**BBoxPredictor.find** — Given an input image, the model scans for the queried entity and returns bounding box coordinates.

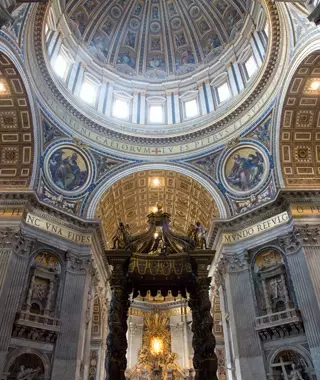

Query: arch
[267,345,315,379]
[0,44,38,190]
[275,37,320,187]
[4,348,51,379]
[86,163,228,219]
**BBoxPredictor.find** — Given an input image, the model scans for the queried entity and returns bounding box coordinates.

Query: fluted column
[220,252,266,380]
[51,252,91,380]
[0,231,32,374]
[281,230,320,378]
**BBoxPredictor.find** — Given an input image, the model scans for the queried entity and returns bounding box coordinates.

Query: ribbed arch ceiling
[63,0,252,80]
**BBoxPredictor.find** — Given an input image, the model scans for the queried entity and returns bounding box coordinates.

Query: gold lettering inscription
[26,213,92,244]
[223,212,289,243]
[291,204,320,217]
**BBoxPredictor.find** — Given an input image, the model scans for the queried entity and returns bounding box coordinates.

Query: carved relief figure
[289,364,305,380]
[16,366,41,380]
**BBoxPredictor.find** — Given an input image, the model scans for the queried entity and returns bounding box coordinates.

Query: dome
[64,0,252,82]
[31,0,273,157]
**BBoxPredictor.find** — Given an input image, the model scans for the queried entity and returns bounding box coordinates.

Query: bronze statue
[188,222,207,249]
[112,222,130,249]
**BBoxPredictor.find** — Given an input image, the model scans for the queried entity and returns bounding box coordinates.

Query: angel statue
[112,221,130,249]
[194,222,207,249]
[289,364,305,380]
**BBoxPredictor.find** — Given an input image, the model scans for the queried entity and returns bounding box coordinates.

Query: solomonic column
[188,251,218,380]
[105,252,131,380]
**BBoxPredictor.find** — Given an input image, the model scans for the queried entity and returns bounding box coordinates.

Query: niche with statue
[7,353,46,380]
[252,249,294,316]
[270,349,316,380]
[25,252,61,316]
[12,252,62,343]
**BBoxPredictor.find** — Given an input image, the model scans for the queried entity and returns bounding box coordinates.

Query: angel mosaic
[225,148,265,192]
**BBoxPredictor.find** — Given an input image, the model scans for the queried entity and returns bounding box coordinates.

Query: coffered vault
[96,170,219,245]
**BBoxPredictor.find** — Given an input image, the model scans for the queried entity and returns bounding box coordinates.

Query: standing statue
[112,222,130,249]
[16,365,41,380]
[194,222,207,249]
[289,364,305,380]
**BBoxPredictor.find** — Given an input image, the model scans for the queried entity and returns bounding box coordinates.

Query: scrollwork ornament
[280,229,302,255]
[65,251,91,274]
[0,228,33,257]
[296,224,320,245]
[221,251,249,273]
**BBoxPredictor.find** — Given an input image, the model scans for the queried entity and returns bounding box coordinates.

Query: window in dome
[149,105,164,123]
[80,81,98,106]
[45,24,49,37]
[112,98,130,120]
[53,54,69,81]
[217,82,231,103]
[245,55,258,79]
[264,22,269,37]
[184,99,199,119]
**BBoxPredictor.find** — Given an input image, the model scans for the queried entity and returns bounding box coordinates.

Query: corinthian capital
[0,228,33,257]
[66,251,91,274]
[296,224,320,245]
[220,251,249,273]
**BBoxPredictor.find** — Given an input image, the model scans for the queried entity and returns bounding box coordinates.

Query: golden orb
[156,202,163,212]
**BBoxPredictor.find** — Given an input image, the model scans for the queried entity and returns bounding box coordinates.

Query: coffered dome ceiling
[96,170,219,244]
[64,0,251,81]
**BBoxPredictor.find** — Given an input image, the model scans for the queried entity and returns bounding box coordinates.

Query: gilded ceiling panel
[280,52,320,188]
[0,53,34,189]
[97,170,219,244]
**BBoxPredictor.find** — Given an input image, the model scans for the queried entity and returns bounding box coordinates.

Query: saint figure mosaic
[224,147,266,193]
[48,147,89,192]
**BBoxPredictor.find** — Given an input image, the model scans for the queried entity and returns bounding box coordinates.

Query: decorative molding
[65,251,91,274]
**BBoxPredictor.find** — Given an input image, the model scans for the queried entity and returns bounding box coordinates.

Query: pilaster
[0,230,32,374]
[51,252,92,380]
[219,251,267,380]
[281,231,320,378]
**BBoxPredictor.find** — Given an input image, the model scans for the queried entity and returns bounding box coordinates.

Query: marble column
[222,252,267,380]
[0,231,31,374]
[281,231,320,379]
[51,252,91,380]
